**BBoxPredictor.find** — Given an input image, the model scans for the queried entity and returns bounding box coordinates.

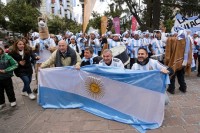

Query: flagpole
[79,0,84,33]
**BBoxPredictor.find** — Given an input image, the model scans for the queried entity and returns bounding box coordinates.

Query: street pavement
[0,70,200,133]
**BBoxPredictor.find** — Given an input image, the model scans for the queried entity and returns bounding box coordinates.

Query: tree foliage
[48,16,67,34]
[4,0,40,36]
[177,0,200,16]
[48,15,82,34]
[110,0,200,32]
[87,11,101,32]
[87,1,126,33]
[0,2,8,29]
[64,18,82,34]
[16,0,42,8]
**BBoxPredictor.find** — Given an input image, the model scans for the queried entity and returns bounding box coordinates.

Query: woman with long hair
[69,36,82,56]
[9,39,40,100]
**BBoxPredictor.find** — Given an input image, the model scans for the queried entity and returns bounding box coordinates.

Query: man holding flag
[99,49,124,68]
[40,40,81,69]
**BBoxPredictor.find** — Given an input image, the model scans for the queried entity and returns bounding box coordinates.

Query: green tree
[109,0,200,31]
[176,0,200,16]
[64,18,82,34]
[4,0,40,36]
[87,1,129,33]
[163,19,174,32]
[16,0,42,8]
[160,0,200,16]
[48,16,82,34]
[104,3,123,18]
[0,2,8,29]
[48,15,67,34]
[87,11,101,32]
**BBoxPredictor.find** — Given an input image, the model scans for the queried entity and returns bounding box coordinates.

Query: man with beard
[131,47,171,74]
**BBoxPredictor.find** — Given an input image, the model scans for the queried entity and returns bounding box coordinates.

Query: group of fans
[29,28,200,71]
[0,27,200,109]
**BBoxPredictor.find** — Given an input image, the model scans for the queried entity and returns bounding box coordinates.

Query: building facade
[40,0,75,20]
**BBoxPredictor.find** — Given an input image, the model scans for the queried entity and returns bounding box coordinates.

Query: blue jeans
[20,75,32,94]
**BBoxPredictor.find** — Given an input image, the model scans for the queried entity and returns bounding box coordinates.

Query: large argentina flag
[38,65,169,133]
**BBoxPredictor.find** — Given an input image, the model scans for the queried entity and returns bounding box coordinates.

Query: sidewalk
[0,71,200,133]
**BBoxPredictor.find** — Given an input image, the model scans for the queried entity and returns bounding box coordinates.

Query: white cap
[122,31,129,37]
[112,34,121,38]
[70,35,76,40]
[90,31,99,38]
[56,35,63,41]
[66,31,73,36]
[171,31,178,36]
[149,33,154,37]
[143,30,149,35]
[107,31,112,35]
[193,31,200,36]
[177,30,187,40]
[133,31,139,35]
[153,30,162,33]
[31,32,39,38]
[78,33,83,37]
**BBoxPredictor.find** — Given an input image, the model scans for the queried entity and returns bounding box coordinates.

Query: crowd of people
[0,27,200,109]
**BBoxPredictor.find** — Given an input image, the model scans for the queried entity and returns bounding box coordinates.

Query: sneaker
[0,103,6,109]
[28,93,36,100]
[10,102,17,107]
[21,92,29,97]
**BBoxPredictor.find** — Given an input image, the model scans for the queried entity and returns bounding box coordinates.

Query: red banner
[131,17,137,31]
[113,17,120,34]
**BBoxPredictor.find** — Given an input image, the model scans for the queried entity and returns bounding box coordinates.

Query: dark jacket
[81,56,103,67]
[9,50,37,77]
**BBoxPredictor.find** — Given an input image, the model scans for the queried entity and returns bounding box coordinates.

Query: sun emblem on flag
[85,76,105,99]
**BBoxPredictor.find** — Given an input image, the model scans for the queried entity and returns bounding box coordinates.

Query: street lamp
[79,0,84,32]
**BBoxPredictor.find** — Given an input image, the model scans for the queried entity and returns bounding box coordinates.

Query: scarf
[82,54,97,65]
[177,30,190,66]
[137,57,149,66]
[39,38,50,50]
[154,39,164,54]
[82,57,94,65]
[182,37,190,66]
